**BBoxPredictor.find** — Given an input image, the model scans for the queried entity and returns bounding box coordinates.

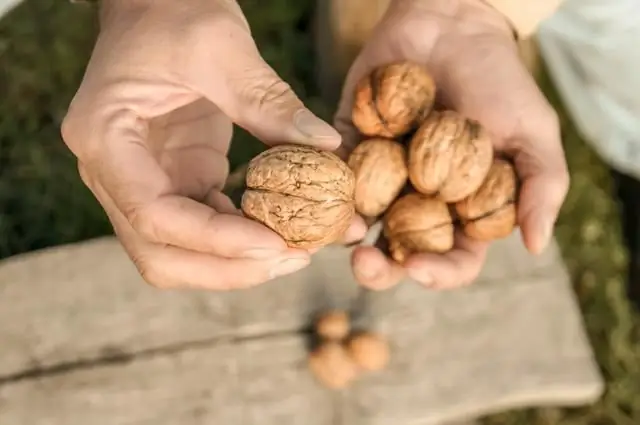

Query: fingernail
[538,218,555,253]
[407,267,434,286]
[294,109,341,141]
[269,257,310,279]
[242,248,283,260]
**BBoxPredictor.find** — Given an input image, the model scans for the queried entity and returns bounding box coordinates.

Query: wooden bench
[0,225,603,425]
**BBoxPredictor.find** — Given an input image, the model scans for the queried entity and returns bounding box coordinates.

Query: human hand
[335,0,569,290]
[62,0,366,290]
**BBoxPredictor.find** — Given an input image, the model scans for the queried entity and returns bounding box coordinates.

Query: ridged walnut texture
[348,138,408,217]
[408,110,493,203]
[241,145,356,249]
[455,159,518,241]
[383,192,454,263]
[352,62,436,138]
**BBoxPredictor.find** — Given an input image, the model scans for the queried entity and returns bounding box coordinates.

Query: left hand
[334,0,569,290]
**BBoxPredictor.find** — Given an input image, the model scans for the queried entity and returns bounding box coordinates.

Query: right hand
[62,0,367,290]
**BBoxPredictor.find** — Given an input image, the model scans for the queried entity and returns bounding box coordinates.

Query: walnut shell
[347,138,408,217]
[455,159,518,241]
[383,192,454,263]
[308,342,359,389]
[346,332,390,372]
[407,110,493,203]
[241,145,356,249]
[315,310,350,341]
[352,62,436,139]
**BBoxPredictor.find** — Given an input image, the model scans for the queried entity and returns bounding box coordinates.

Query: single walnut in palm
[347,138,408,217]
[241,145,355,250]
[408,110,493,203]
[383,192,454,263]
[455,159,518,241]
[352,62,436,138]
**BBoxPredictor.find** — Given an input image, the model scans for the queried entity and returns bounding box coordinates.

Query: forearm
[483,0,563,37]
[388,0,563,38]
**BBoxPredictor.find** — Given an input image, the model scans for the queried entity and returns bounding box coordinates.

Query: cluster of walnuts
[308,310,390,389]
[348,61,518,262]
[240,61,518,262]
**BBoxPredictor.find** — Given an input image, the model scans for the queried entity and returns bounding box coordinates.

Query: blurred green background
[0,1,638,424]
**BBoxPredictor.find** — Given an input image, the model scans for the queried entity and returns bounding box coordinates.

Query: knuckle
[126,203,161,242]
[133,254,170,289]
[254,78,296,109]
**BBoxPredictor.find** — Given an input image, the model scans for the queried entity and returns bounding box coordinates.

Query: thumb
[191,25,341,150]
[515,150,570,255]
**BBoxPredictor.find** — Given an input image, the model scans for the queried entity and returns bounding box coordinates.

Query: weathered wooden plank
[0,274,603,425]
[0,229,574,379]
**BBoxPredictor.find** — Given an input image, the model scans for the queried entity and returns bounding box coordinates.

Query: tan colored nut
[347,138,408,217]
[384,192,454,263]
[241,145,356,249]
[346,332,390,372]
[308,342,359,389]
[455,159,518,241]
[352,62,436,138]
[315,310,350,341]
[408,110,493,202]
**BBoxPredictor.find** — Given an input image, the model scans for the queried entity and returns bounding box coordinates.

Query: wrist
[387,0,515,40]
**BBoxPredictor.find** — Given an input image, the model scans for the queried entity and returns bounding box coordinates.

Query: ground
[0,1,638,424]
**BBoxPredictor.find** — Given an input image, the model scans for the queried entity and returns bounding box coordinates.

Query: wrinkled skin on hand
[335,0,569,290]
[242,145,356,249]
[60,0,367,290]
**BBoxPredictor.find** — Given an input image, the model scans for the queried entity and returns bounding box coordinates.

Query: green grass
[0,1,638,423]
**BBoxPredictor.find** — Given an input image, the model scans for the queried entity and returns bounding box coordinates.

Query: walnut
[455,159,518,241]
[407,110,493,203]
[346,332,390,372]
[352,62,436,139]
[383,192,454,263]
[315,310,350,341]
[308,341,359,389]
[241,145,356,249]
[347,138,408,217]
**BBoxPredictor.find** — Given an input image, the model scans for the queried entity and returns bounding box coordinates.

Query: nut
[346,332,390,372]
[315,310,350,341]
[308,341,359,389]
[352,62,436,138]
[241,144,356,249]
[407,110,493,202]
[348,138,408,217]
[455,159,518,241]
[384,192,454,263]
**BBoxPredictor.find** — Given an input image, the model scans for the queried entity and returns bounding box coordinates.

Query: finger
[86,176,311,290]
[511,132,569,255]
[188,21,341,151]
[351,246,406,291]
[80,140,301,260]
[340,215,369,245]
[126,242,311,290]
[404,231,490,289]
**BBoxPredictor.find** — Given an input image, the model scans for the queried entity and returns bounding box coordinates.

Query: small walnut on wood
[315,310,350,341]
[408,110,494,203]
[352,62,436,138]
[346,332,390,372]
[347,138,408,217]
[455,159,518,241]
[384,192,454,264]
[308,341,359,390]
[241,145,355,250]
